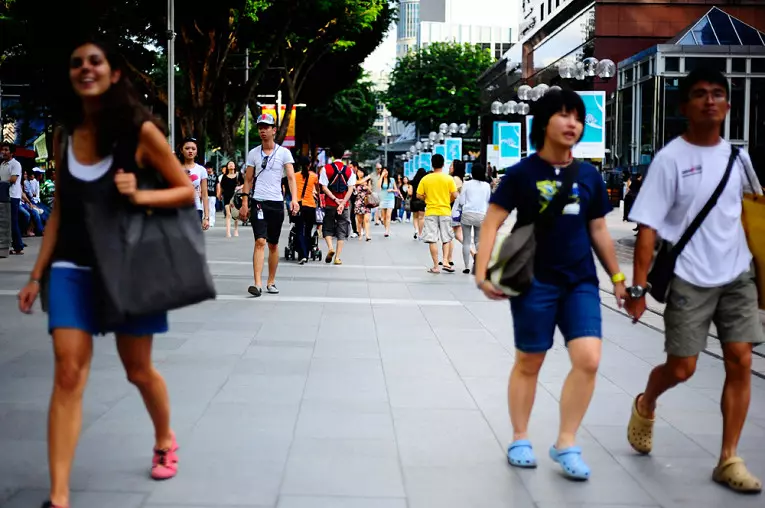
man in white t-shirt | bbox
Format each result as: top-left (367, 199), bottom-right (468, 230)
top-left (239, 113), bottom-right (298, 297)
top-left (625, 68), bottom-right (764, 493)
top-left (0, 142), bottom-right (24, 254)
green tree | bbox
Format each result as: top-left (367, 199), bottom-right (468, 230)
top-left (384, 42), bottom-right (495, 133)
top-left (303, 75), bottom-right (378, 151)
top-left (273, 0), bottom-right (392, 144)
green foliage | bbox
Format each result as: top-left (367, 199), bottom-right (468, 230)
top-left (384, 42), bottom-right (495, 133)
top-left (303, 75), bottom-right (378, 150)
top-left (0, 0), bottom-right (391, 157)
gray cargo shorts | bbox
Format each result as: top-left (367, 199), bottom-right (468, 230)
top-left (664, 267), bottom-right (765, 357)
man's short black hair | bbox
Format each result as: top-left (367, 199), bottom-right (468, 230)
top-left (679, 67), bottom-right (729, 103)
top-left (431, 153), bottom-right (444, 169)
top-left (329, 144), bottom-right (345, 160)
top-left (529, 88), bottom-right (586, 151)
top-left (0, 141), bottom-right (15, 153)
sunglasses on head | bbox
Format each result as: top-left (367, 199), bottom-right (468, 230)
top-left (261, 156), bottom-right (270, 170)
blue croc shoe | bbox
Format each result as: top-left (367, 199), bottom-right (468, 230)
top-left (549, 445), bottom-right (590, 481)
top-left (507, 439), bottom-right (537, 468)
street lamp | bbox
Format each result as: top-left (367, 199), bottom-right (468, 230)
top-left (557, 58), bottom-right (615, 81)
top-left (167, 0), bottom-right (176, 149)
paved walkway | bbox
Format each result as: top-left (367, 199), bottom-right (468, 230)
top-left (1, 210), bottom-right (765, 508)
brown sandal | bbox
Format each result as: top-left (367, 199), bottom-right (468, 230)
top-left (713, 457), bottom-right (762, 493)
top-left (627, 393), bottom-right (654, 454)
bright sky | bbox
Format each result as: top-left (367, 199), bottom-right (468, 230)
top-left (363, 0), bottom-right (520, 76)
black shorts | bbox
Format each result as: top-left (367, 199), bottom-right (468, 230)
top-left (323, 206), bottom-right (351, 240)
top-left (410, 198), bottom-right (426, 213)
top-left (250, 200), bottom-right (285, 245)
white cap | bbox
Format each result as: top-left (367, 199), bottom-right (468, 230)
top-left (256, 113), bottom-right (276, 126)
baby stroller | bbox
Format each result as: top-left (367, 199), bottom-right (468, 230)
top-left (285, 223), bottom-right (322, 262)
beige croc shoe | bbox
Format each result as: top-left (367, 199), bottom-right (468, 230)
top-left (627, 393), bottom-right (654, 454)
top-left (713, 457), bottom-right (762, 493)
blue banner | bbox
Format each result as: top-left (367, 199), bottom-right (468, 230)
top-left (493, 121), bottom-right (510, 145)
top-left (573, 91), bottom-right (606, 159)
top-left (434, 144), bottom-right (446, 160)
top-left (444, 138), bottom-right (462, 164)
top-left (525, 115), bottom-right (535, 156)
top-left (499, 123), bottom-right (521, 168)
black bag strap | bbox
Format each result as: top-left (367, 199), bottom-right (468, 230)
top-left (299, 172), bottom-right (310, 202)
top-left (535, 161), bottom-right (580, 229)
top-left (329, 162), bottom-right (348, 186)
top-left (672, 145), bottom-right (739, 256)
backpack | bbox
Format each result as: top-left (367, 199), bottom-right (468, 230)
top-left (326, 161), bottom-right (350, 194)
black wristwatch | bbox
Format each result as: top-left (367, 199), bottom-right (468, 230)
top-left (627, 284), bottom-right (650, 299)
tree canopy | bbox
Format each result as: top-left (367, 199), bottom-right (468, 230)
top-left (384, 42), bottom-right (495, 134)
top-left (0, 0), bottom-right (392, 155)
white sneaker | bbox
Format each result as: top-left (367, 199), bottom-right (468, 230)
top-left (350, 232), bottom-right (358, 238)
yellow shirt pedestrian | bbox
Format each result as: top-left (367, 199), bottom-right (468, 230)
top-left (417, 172), bottom-right (457, 216)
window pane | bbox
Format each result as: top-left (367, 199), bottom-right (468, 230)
top-left (530, 7), bottom-right (595, 72)
top-left (620, 88), bottom-right (634, 165)
top-left (685, 57), bottom-right (726, 73)
top-left (731, 18), bottom-right (765, 46)
top-left (665, 57), bottom-right (680, 72)
top-left (730, 78), bottom-right (746, 140)
top-left (708, 9), bottom-right (740, 45)
top-left (752, 59), bottom-right (765, 73)
top-left (732, 58), bottom-right (747, 73)
top-left (663, 78), bottom-right (684, 146)
top-left (640, 80), bottom-right (656, 162)
top-left (750, 78), bottom-right (765, 183)
top-left (625, 68), bottom-right (633, 82)
top-left (678, 33), bottom-right (697, 45)
top-left (691, 16), bottom-right (719, 45)
top-left (640, 61), bottom-right (650, 77)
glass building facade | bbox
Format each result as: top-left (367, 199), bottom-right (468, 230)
top-left (397, 1), bottom-right (420, 57)
top-left (615, 8), bottom-right (765, 168)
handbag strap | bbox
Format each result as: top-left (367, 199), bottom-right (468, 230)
top-left (672, 145), bottom-right (739, 257)
top-left (535, 160), bottom-right (580, 229)
top-left (299, 173), bottom-right (310, 202)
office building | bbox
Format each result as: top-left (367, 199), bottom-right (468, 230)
top-left (396, 0), bottom-right (517, 59)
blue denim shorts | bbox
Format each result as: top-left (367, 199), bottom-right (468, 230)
top-left (48, 265), bottom-right (168, 336)
top-left (510, 279), bottom-right (602, 353)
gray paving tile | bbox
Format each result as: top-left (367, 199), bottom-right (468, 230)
top-left (403, 465), bottom-right (536, 508)
top-left (313, 338), bottom-right (380, 359)
top-left (386, 375), bottom-right (476, 409)
top-left (146, 457), bottom-right (284, 506)
top-left (294, 403), bottom-right (395, 441)
top-left (277, 496), bottom-right (406, 508)
top-left (281, 437), bottom-right (405, 498)
top-left (2, 490), bottom-right (145, 508)
top-left (392, 408), bottom-right (502, 467)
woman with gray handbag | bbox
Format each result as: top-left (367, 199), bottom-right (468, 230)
top-left (16, 39), bottom-right (211, 508)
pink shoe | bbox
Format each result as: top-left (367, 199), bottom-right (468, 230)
top-left (151, 432), bottom-right (179, 480)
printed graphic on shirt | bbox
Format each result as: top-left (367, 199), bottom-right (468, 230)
top-left (536, 179), bottom-right (580, 214)
top-left (681, 165), bottom-right (702, 178)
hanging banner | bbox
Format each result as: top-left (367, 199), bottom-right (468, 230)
top-left (419, 152), bottom-right (433, 172)
top-left (486, 144), bottom-right (500, 169)
top-left (444, 138), bottom-right (463, 164)
top-left (405, 160), bottom-right (414, 179)
top-left (34, 132), bottom-right (48, 160)
top-left (498, 123), bottom-right (522, 168)
top-left (572, 91), bottom-right (606, 159)
top-left (434, 144), bottom-right (446, 160)
top-left (493, 121), bottom-right (510, 145)
top-left (525, 115), bottom-right (535, 156)
top-left (260, 104), bottom-right (297, 148)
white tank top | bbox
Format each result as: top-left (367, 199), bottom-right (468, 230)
top-left (67, 137), bottom-right (113, 182)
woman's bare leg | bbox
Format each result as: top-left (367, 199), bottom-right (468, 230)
top-left (48, 328), bottom-right (94, 507)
